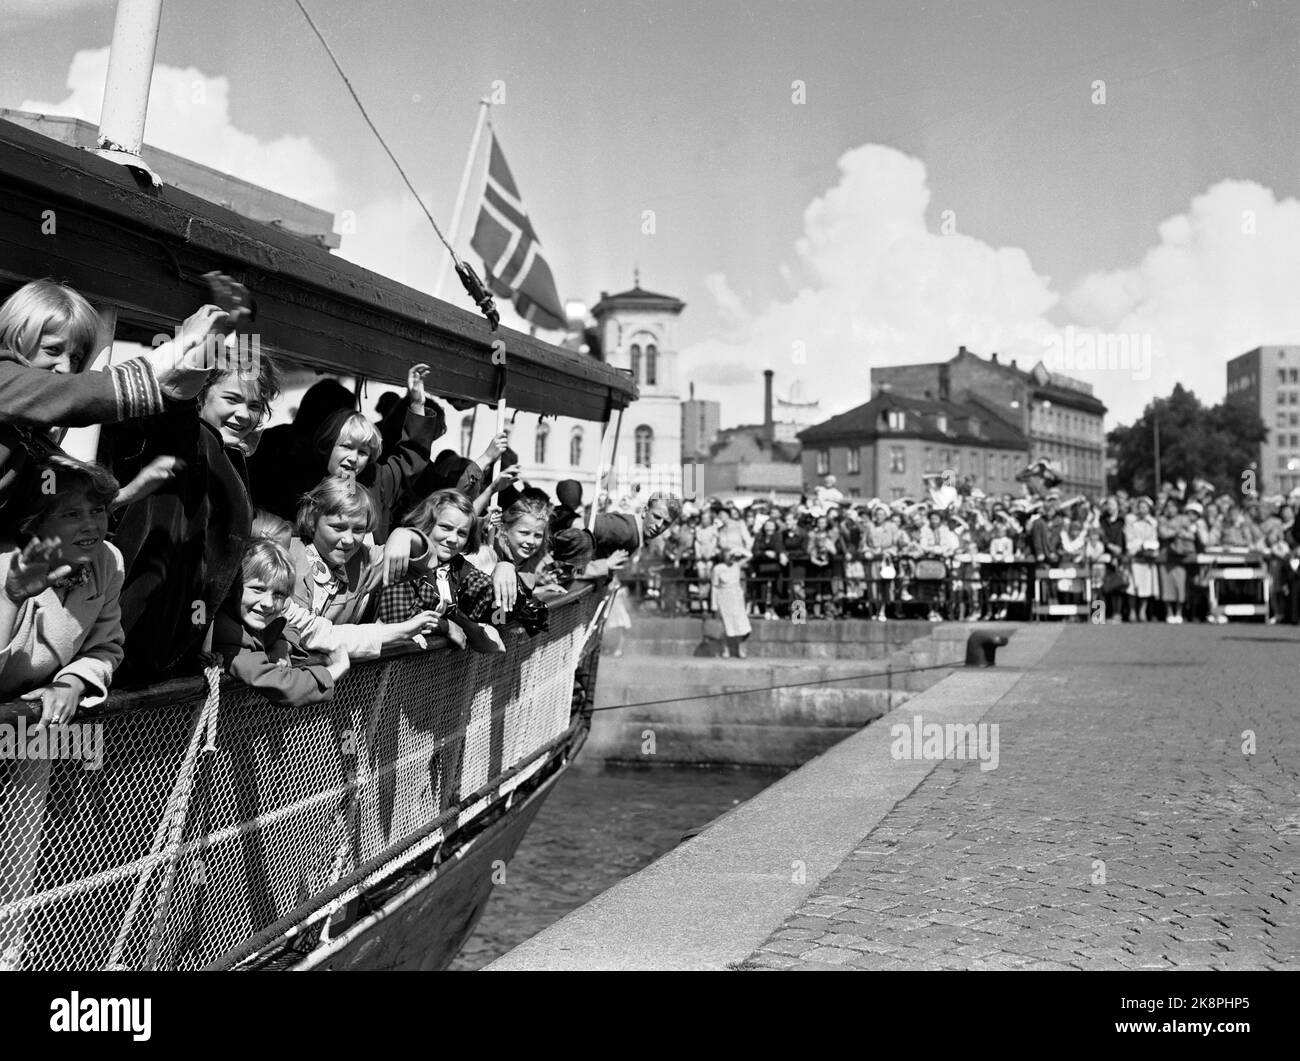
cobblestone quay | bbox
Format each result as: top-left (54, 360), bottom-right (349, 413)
top-left (750, 624), bottom-right (1299, 971)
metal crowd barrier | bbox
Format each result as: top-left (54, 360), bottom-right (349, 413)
top-left (622, 556), bottom-right (1065, 621)
top-left (1197, 551), bottom-right (1270, 620)
top-left (1032, 565), bottom-right (1094, 620)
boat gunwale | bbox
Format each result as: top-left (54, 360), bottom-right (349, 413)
top-left (0, 117), bottom-right (638, 412)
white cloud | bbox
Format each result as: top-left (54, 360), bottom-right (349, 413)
top-left (1066, 180), bottom-right (1300, 421)
top-left (20, 48), bottom-right (340, 209)
top-left (686, 144), bottom-right (1060, 426)
top-left (686, 146), bottom-right (1300, 431)
top-left (682, 144), bottom-right (1060, 427)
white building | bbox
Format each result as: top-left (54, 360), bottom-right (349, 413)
top-left (589, 281), bottom-right (686, 498)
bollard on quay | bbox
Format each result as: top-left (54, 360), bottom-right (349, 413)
top-left (965, 630), bottom-right (1008, 667)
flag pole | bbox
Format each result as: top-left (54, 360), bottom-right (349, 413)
top-left (434, 97), bottom-right (491, 301)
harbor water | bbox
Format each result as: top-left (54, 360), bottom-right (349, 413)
top-left (450, 760), bottom-right (786, 970)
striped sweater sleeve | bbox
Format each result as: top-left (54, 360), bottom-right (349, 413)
top-left (0, 357), bottom-right (163, 427)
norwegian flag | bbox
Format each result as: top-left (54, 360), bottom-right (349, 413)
top-left (470, 132), bottom-right (567, 331)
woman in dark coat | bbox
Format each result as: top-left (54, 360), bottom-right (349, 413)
top-left (750, 518), bottom-right (785, 619)
top-left (782, 512), bottom-right (809, 618)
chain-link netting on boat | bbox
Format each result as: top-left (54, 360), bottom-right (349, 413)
top-left (0, 589), bottom-right (597, 971)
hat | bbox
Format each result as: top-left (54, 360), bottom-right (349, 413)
top-left (556, 479), bottom-right (583, 511)
top-left (1183, 501), bottom-right (1203, 515)
top-left (969, 488), bottom-right (986, 500)
top-left (1044, 488), bottom-right (1061, 502)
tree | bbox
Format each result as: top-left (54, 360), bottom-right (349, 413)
top-left (1107, 384), bottom-right (1267, 497)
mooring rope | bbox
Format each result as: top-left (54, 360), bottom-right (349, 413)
top-left (589, 660), bottom-right (962, 712)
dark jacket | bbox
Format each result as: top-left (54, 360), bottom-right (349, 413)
top-left (752, 529), bottom-right (785, 577)
top-left (1098, 514), bottom-right (1127, 565)
top-left (591, 512), bottom-right (643, 558)
top-left (103, 402), bottom-right (252, 687)
top-left (213, 609), bottom-right (336, 708)
top-left (1029, 517), bottom-right (1062, 563)
top-left (248, 379), bottom-right (357, 522)
top-left (0, 355), bottom-right (163, 429)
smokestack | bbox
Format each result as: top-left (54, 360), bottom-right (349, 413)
top-left (689, 381), bottom-right (695, 400)
top-left (763, 369), bottom-right (774, 441)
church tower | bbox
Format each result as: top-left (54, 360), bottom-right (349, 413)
top-left (590, 275), bottom-right (685, 497)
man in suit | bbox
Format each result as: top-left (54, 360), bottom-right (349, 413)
top-left (558, 492), bottom-right (683, 580)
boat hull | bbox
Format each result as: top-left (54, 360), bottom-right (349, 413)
top-left (302, 750), bottom-right (569, 971)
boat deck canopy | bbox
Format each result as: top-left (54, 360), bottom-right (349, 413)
top-left (0, 118), bottom-right (636, 421)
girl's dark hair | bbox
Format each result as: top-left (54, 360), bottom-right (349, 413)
top-left (18, 454), bottom-right (119, 538)
top-left (198, 352), bottom-right (282, 427)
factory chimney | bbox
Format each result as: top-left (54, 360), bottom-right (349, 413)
top-left (763, 369), bottom-right (774, 442)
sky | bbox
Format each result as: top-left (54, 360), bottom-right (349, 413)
top-left (2, 0), bottom-right (1298, 429)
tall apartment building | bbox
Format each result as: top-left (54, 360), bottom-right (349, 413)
top-left (1226, 345), bottom-right (1300, 494)
top-left (871, 346), bottom-right (1107, 495)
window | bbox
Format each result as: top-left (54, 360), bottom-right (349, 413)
top-left (815, 448), bottom-right (830, 476)
top-left (1291, 368), bottom-right (1297, 383)
top-left (534, 421), bottom-right (549, 464)
top-left (986, 453), bottom-right (994, 480)
top-left (890, 487), bottom-right (904, 500)
top-left (460, 418), bottom-right (473, 456)
top-left (1281, 369), bottom-right (1288, 384)
top-left (923, 447), bottom-right (934, 473)
top-left (889, 447), bottom-right (905, 474)
top-left (645, 344), bottom-right (658, 386)
top-left (634, 425), bottom-right (654, 467)
top-left (849, 488), bottom-right (861, 498)
top-left (1002, 454), bottom-right (1010, 480)
top-left (1291, 414), bottom-right (1298, 427)
top-left (1279, 412), bottom-right (1289, 428)
top-left (569, 426), bottom-right (584, 467)
top-left (847, 447), bottom-right (860, 474)
top-left (968, 418), bottom-right (980, 438)
top-left (887, 409), bottom-right (906, 431)
top-left (630, 343), bottom-right (641, 383)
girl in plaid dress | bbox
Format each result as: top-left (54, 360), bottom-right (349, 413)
top-left (375, 490), bottom-right (547, 654)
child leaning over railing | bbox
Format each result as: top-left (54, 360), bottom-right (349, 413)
top-left (214, 538), bottom-right (349, 707)
top-left (375, 489), bottom-right (547, 654)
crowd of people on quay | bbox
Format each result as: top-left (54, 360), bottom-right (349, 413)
top-left (623, 468), bottom-right (1300, 632)
top-left (0, 278), bottom-right (680, 727)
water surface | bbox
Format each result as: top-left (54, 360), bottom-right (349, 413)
top-left (451, 759), bottom-right (785, 970)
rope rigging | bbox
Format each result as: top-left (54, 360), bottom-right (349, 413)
top-left (291, 0), bottom-right (499, 330)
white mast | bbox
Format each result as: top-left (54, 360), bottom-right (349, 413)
top-left (95, 0), bottom-right (164, 184)
top-left (433, 97), bottom-right (491, 300)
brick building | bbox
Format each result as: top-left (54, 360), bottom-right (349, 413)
top-left (797, 392), bottom-right (1029, 501)
top-left (1226, 345), bottom-right (1300, 494)
top-left (871, 346), bottom-right (1107, 495)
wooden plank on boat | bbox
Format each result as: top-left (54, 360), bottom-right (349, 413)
top-left (0, 118), bottom-right (636, 421)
